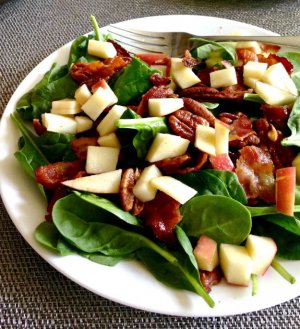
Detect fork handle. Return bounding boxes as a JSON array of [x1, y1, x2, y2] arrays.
[[191, 35, 300, 48]]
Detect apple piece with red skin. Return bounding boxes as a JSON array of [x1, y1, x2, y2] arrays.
[[214, 119, 230, 155], [276, 167, 296, 216], [193, 235, 219, 272], [245, 234, 277, 275], [209, 153, 235, 171]]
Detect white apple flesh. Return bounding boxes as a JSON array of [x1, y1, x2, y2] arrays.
[[243, 61, 268, 80], [97, 105, 127, 136], [85, 146, 120, 174], [51, 99, 82, 115], [214, 119, 230, 155], [97, 133, 121, 148], [210, 66, 237, 89], [194, 125, 216, 156], [62, 169, 122, 194], [75, 116, 93, 133], [193, 235, 219, 272], [74, 84, 92, 106], [41, 113, 77, 134], [170, 58, 201, 89], [87, 39, 117, 58], [148, 98, 184, 117]]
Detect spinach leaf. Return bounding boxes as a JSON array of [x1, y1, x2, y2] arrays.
[[281, 97, 300, 147], [11, 112, 48, 186], [16, 63, 78, 120], [74, 191, 142, 227], [244, 93, 265, 104], [252, 218, 300, 260], [36, 131, 75, 162], [204, 170, 247, 204], [110, 57, 158, 105], [190, 38, 237, 63], [180, 195, 252, 245], [265, 214, 300, 236], [35, 221, 129, 266], [116, 117, 169, 159]]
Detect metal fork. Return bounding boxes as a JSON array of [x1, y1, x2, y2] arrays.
[[107, 25, 300, 56]]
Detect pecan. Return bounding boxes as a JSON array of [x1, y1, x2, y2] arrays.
[[119, 168, 144, 215], [182, 50, 200, 68], [183, 98, 216, 125]]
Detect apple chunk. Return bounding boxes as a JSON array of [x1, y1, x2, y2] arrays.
[[148, 98, 184, 117], [245, 234, 277, 275], [193, 235, 219, 272], [88, 39, 117, 58], [194, 125, 216, 156], [150, 176, 197, 204], [214, 119, 230, 155], [210, 67, 237, 89], [62, 169, 122, 194], [243, 61, 268, 80], [170, 58, 201, 89], [146, 133, 190, 162], [51, 99, 82, 115], [85, 146, 120, 174], [97, 105, 127, 136], [133, 165, 162, 202], [41, 113, 77, 134], [219, 244, 252, 286]]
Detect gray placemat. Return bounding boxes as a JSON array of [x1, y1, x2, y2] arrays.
[[1, 0, 300, 328]]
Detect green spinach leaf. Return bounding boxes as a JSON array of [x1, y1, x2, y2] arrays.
[[282, 97, 300, 147], [180, 195, 252, 245]]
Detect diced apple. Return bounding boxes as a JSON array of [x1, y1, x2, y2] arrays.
[[75, 116, 93, 133], [254, 81, 297, 106], [214, 119, 230, 155], [263, 62, 298, 96], [150, 176, 197, 204], [194, 125, 216, 156], [219, 244, 252, 286], [85, 146, 120, 174], [87, 39, 117, 58], [133, 165, 162, 202], [82, 81, 118, 121], [210, 66, 237, 89], [193, 235, 219, 272], [245, 234, 277, 275], [292, 152, 300, 183], [75, 84, 92, 106], [51, 99, 82, 115], [41, 113, 77, 134], [97, 133, 121, 148], [148, 98, 184, 117], [62, 169, 122, 193], [97, 105, 127, 136], [146, 133, 190, 162], [243, 61, 268, 79], [209, 153, 235, 171], [243, 76, 258, 89], [276, 166, 296, 216], [170, 58, 201, 89], [236, 41, 262, 54]]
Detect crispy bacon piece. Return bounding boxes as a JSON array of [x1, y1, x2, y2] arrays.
[[200, 267, 223, 293], [45, 185, 67, 221], [35, 160, 85, 190], [140, 191, 182, 244], [260, 43, 281, 53], [70, 56, 128, 89], [71, 137, 98, 160], [136, 86, 174, 117], [149, 73, 171, 86], [32, 119, 47, 135], [236, 146, 275, 204], [260, 104, 291, 132], [107, 39, 132, 62], [257, 53, 293, 74]]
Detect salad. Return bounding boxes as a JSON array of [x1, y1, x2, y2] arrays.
[[10, 16, 300, 308]]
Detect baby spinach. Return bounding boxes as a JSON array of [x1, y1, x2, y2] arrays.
[[16, 63, 78, 120], [190, 38, 237, 63], [282, 97, 300, 147], [110, 57, 158, 105], [180, 195, 252, 245], [116, 117, 169, 159]]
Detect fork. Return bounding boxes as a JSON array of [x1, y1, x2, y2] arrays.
[[107, 25, 300, 57]]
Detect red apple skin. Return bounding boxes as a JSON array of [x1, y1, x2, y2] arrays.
[[193, 235, 219, 272], [276, 167, 296, 216], [209, 153, 235, 171]]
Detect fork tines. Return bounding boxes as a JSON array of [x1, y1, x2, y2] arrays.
[[107, 25, 168, 54]]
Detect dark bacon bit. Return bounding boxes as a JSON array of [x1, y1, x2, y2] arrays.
[[197, 67, 218, 86], [107, 39, 132, 62], [236, 146, 275, 204], [140, 191, 182, 244], [35, 160, 85, 190], [182, 50, 200, 68], [149, 73, 171, 86], [71, 137, 98, 160], [260, 43, 281, 53], [32, 119, 47, 135], [136, 86, 174, 117], [70, 56, 128, 90], [45, 185, 67, 221], [200, 267, 223, 293], [236, 47, 258, 63], [257, 53, 293, 75]]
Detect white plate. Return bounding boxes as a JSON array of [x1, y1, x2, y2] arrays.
[[0, 15, 299, 317]]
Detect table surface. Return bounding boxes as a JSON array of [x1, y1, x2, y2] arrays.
[[1, 0, 300, 327]]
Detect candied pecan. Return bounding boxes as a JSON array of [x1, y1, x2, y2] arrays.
[[149, 73, 171, 86], [136, 86, 174, 117], [168, 109, 209, 141], [183, 98, 216, 126], [200, 267, 222, 293], [119, 168, 144, 215], [236, 47, 258, 64], [182, 50, 200, 68], [154, 154, 192, 172]]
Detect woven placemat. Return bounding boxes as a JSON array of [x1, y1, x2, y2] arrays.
[[1, 0, 300, 327]]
